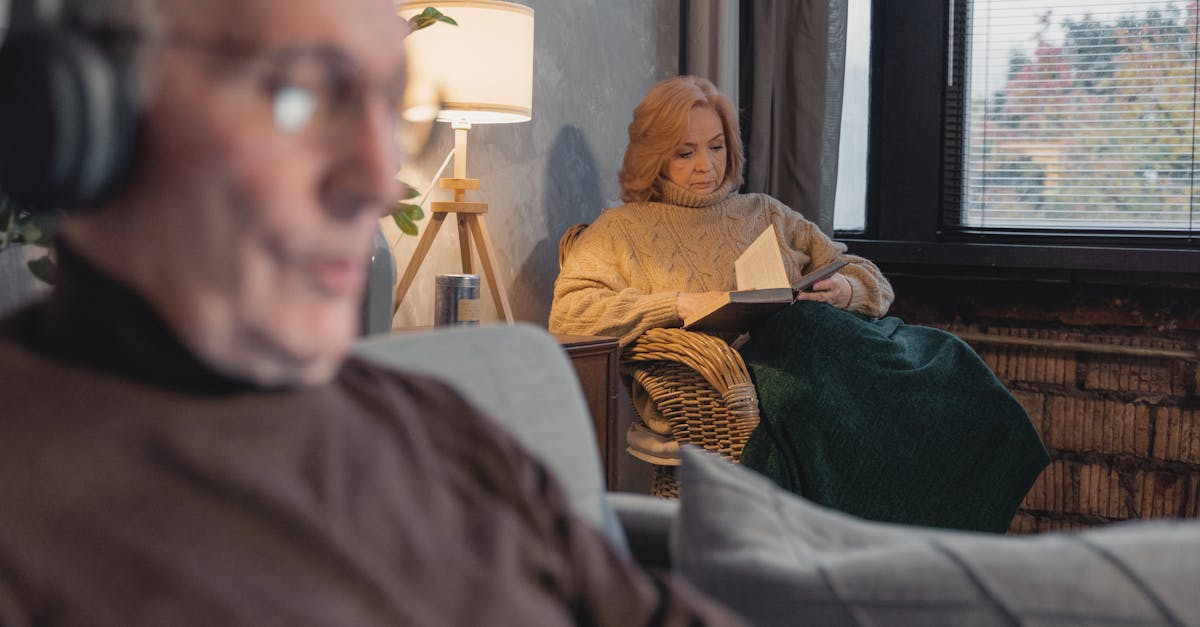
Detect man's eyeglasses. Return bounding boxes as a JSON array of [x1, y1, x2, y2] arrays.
[[168, 39, 408, 149]]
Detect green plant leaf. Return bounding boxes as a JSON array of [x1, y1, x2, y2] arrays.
[[409, 7, 457, 31], [401, 183, 420, 199], [410, 7, 440, 30], [25, 209, 60, 246], [19, 221, 43, 246], [27, 255, 55, 285], [392, 210, 419, 236], [398, 202, 424, 222]]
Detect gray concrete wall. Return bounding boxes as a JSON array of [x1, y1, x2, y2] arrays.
[[387, 0, 679, 328], [0, 245, 50, 317]]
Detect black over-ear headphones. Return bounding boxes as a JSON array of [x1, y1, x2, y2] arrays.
[[0, 0, 139, 209]]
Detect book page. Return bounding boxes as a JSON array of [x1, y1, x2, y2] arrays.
[[734, 225, 790, 290]]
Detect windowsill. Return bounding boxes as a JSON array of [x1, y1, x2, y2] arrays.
[[838, 239, 1200, 288]]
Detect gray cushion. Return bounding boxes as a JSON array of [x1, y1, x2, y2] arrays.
[[354, 324, 627, 552], [673, 446, 1200, 626], [608, 492, 678, 570]]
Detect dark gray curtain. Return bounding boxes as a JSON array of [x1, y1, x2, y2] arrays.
[[740, 0, 847, 233], [681, 0, 740, 101]]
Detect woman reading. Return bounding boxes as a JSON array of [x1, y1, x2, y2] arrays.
[[551, 76, 1048, 533]]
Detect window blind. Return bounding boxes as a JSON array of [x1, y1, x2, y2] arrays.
[[948, 0, 1199, 234]]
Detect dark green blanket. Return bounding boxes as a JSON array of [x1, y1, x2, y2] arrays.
[[739, 302, 1049, 533]]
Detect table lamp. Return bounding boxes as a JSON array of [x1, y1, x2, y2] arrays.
[[394, 0, 535, 323]]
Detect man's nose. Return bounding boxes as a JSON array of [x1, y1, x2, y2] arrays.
[[327, 97, 401, 219]]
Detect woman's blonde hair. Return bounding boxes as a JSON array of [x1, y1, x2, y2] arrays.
[[618, 75, 745, 203]]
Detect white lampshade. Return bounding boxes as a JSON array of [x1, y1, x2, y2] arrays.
[[398, 1, 534, 125]]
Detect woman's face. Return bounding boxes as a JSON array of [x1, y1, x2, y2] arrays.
[[662, 105, 726, 194]]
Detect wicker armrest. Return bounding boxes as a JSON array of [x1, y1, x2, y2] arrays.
[[623, 327, 760, 462]]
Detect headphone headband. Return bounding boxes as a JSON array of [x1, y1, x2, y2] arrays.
[[6, 0, 63, 34]]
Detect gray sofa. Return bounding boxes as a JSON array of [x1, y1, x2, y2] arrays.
[[355, 324, 1200, 626], [353, 323, 676, 565]]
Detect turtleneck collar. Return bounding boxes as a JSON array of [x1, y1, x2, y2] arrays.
[[8, 241, 258, 394], [655, 178, 738, 208]]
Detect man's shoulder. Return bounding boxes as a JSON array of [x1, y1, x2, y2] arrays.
[[336, 354, 540, 485], [337, 356, 509, 436], [339, 356, 467, 408]]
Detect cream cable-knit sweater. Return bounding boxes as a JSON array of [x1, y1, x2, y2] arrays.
[[550, 180, 894, 347]]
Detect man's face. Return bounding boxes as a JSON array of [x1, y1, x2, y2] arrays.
[[92, 0, 407, 385]]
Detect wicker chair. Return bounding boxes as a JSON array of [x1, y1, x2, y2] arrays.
[[558, 224, 761, 497]]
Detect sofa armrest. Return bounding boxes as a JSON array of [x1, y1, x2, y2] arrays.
[[607, 492, 679, 570]]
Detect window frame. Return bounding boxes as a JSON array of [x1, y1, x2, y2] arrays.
[[840, 0, 1200, 280]]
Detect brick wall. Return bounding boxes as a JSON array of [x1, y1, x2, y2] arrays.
[[885, 276, 1200, 533]]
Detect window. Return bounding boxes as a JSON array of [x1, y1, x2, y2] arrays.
[[955, 0, 1198, 233], [845, 0, 1200, 277], [833, 0, 872, 232]]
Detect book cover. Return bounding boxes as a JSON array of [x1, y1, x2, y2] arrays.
[[791, 259, 849, 293], [682, 287, 794, 331]]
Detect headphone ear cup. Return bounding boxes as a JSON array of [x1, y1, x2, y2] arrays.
[[0, 31, 137, 209]]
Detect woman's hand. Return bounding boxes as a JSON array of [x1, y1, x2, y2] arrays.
[[676, 291, 727, 322], [794, 274, 853, 309]]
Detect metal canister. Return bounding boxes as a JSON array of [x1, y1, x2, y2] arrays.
[[434, 274, 481, 327]]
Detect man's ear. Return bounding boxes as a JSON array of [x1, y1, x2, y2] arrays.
[[0, 1, 140, 210]]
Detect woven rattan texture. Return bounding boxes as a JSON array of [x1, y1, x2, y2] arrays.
[[624, 328, 760, 497]]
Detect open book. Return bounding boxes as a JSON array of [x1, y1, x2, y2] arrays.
[[682, 225, 849, 331]]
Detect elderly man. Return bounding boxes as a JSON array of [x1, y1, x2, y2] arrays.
[[0, 0, 742, 624]]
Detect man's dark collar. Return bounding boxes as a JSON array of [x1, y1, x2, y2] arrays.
[[10, 242, 259, 394]]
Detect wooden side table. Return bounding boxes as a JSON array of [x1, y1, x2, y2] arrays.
[[554, 334, 620, 488]]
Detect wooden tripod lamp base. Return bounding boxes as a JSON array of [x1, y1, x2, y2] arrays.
[[393, 0, 533, 324], [392, 176, 514, 323]]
